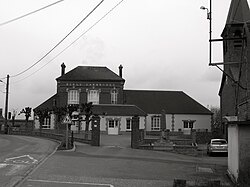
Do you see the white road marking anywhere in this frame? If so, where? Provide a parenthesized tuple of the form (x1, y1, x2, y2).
(0, 163, 8, 168)
(27, 179, 114, 187)
(4, 155, 38, 164)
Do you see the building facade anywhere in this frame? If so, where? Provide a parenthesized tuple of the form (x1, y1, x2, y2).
(34, 64, 212, 135)
(219, 0, 250, 184)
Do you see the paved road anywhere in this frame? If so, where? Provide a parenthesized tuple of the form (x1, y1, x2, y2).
(19, 137, 231, 187)
(0, 134, 58, 187)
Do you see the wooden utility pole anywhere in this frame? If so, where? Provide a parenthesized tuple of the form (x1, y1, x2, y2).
(4, 75, 9, 134)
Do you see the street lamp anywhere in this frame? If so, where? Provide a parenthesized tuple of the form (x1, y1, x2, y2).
(200, 3, 212, 65)
(200, 6, 211, 20)
(0, 75, 9, 134)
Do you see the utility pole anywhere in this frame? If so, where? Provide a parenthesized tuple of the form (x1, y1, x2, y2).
(209, 0, 212, 66)
(4, 75, 9, 134)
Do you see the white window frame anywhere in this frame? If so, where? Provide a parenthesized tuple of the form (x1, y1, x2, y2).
(151, 116, 161, 131)
(183, 120, 195, 129)
(68, 90, 80, 105)
(42, 117, 51, 129)
(108, 119, 119, 128)
(88, 90, 99, 104)
(111, 89, 118, 104)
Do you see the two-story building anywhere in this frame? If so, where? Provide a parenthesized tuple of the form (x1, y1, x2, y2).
(34, 63, 212, 135)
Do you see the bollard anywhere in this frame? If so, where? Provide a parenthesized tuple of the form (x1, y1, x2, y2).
(173, 179, 186, 187)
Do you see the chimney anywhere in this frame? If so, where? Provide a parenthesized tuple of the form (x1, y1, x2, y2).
(119, 64, 123, 78)
(61, 63, 66, 76)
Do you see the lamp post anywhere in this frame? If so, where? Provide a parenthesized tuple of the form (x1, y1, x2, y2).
(200, 0, 212, 65)
(0, 75, 10, 134)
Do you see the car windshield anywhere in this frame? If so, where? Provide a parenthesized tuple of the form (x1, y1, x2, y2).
(211, 140, 227, 145)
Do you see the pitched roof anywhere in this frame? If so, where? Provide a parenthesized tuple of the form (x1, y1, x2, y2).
(92, 104, 146, 116)
(124, 90, 212, 115)
(226, 0, 250, 24)
(56, 66, 125, 82)
(34, 94, 57, 112)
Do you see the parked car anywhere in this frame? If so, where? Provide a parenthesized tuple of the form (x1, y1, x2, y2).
(207, 139, 228, 156)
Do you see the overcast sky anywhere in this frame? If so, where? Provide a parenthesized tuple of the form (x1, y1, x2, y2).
(0, 0, 243, 118)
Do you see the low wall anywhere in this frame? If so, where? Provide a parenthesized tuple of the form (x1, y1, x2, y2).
(9, 129, 92, 145)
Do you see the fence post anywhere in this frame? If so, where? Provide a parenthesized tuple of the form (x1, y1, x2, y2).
(91, 115, 100, 146)
(71, 130, 74, 147)
(131, 116, 140, 149)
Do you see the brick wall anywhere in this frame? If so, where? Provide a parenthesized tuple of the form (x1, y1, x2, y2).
(57, 81, 124, 106)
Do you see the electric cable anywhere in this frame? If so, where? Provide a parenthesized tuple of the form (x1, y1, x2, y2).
(10, 0, 105, 78)
(0, 0, 66, 27)
(12, 0, 124, 84)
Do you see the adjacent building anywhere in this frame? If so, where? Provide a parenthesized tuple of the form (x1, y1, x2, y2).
(218, 0, 250, 184)
(34, 64, 212, 135)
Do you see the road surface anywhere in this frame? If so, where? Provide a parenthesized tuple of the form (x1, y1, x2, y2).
(0, 134, 58, 187)
(20, 142, 230, 187)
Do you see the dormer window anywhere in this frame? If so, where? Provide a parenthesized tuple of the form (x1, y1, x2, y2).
(88, 90, 99, 104)
(68, 90, 79, 105)
(111, 89, 118, 104)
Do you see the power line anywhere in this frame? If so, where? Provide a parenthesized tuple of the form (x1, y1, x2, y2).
(0, 0, 66, 27)
(13, 0, 125, 84)
(11, 0, 105, 78)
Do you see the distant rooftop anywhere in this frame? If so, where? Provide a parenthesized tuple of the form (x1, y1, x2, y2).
(124, 90, 212, 115)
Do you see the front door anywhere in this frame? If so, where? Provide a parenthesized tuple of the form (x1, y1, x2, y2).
(183, 120, 195, 135)
(108, 119, 119, 135)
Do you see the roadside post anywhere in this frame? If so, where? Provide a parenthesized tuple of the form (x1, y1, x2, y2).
(91, 115, 100, 146)
(62, 114, 72, 149)
(131, 116, 140, 149)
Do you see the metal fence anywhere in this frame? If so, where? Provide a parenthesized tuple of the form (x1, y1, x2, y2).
(9, 128, 92, 145)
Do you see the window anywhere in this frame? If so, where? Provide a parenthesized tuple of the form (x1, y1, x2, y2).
(111, 89, 118, 104)
(108, 119, 119, 128)
(126, 118, 132, 131)
(183, 121, 189, 128)
(183, 120, 195, 129)
(151, 116, 160, 131)
(189, 121, 194, 129)
(88, 90, 99, 104)
(68, 90, 79, 105)
(42, 117, 51, 129)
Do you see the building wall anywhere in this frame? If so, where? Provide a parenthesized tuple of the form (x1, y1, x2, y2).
(228, 124, 239, 182)
(220, 80, 237, 118)
(221, 24, 250, 121)
(70, 115, 145, 133)
(57, 81, 124, 107)
(238, 124, 250, 184)
(145, 114, 211, 132)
